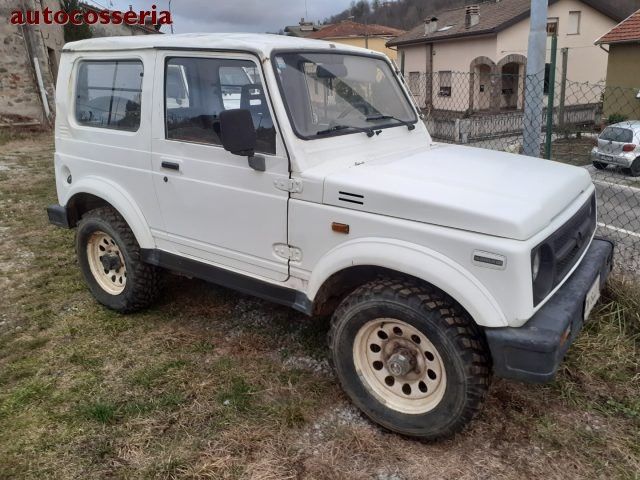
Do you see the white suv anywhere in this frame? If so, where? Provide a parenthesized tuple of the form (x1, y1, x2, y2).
(47, 34, 613, 440)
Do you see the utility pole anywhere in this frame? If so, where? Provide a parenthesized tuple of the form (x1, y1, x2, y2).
(522, 0, 549, 157)
(365, 17, 369, 49)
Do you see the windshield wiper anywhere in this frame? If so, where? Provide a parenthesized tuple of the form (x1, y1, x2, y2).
(365, 114, 416, 131)
(315, 124, 377, 138)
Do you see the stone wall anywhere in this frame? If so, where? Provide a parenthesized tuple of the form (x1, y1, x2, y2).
(0, 0, 57, 125)
(0, 0, 159, 126)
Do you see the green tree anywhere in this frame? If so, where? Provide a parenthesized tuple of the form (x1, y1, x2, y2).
(61, 0, 92, 42)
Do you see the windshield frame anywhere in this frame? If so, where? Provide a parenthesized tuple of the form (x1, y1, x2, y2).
(270, 49, 419, 141)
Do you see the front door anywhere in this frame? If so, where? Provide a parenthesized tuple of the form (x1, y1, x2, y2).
(151, 51, 290, 282)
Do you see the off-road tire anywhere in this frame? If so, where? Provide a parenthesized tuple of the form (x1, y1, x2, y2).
(328, 278, 491, 440)
(76, 207, 161, 313)
(627, 157, 640, 177)
(592, 161, 607, 170)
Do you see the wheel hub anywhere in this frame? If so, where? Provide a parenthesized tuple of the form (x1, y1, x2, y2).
(100, 253, 122, 272)
(86, 231, 127, 295)
(352, 318, 447, 415)
(387, 349, 415, 377)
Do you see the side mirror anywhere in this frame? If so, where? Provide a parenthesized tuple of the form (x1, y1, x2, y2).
(219, 109, 257, 156)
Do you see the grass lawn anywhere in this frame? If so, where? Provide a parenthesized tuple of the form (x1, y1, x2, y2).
(0, 133, 638, 479)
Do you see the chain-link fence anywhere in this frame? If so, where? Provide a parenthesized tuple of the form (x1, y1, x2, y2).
(403, 71, 640, 276)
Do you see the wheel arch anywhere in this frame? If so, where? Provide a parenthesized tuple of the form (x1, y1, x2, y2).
(307, 238, 508, 328)
(63, 177, 155, 249)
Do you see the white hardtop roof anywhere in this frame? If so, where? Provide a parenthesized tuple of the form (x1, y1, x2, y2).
(62, 32, 383, 58)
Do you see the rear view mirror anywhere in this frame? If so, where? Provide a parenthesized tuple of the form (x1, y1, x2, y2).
(219, 109, 256, 156)
(316, 64, 348, 79)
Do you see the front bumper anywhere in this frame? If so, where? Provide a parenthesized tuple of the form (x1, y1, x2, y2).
(485, 238, 614, 383)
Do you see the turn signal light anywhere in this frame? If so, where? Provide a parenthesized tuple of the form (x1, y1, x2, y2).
(332, 222, 350, 234)
(622, 144, 636, 152)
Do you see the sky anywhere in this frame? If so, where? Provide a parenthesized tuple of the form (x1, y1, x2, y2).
(101, 0, 354, 33)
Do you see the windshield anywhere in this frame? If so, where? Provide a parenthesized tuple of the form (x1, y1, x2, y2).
(273, 52, 417, 139)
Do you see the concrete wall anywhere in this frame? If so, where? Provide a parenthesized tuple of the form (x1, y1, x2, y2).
(431, 36, 496, 111)
(603, 44, 640, 119)
(402, 44, 428, 74)
(0, 0, 58, 124)
(497, 0, 616, 83)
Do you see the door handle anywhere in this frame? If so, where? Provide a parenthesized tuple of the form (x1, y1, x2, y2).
(161, 161, 180, 171)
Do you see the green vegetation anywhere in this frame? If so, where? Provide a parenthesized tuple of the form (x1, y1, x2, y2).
(608, 113, 629, 125)
(61, 0, 93, 42)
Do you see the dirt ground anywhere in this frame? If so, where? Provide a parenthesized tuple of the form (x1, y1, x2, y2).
(0, 133, 638, 479)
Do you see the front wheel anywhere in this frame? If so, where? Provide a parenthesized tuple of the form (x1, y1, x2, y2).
(76, 207, 162, 313)
(329, 279, 491, 440)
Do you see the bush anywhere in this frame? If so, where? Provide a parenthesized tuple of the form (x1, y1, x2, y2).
(607, 113, 628, 125)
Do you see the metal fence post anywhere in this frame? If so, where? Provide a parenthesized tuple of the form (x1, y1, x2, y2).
(544, 34, 558, 159)
(522, 0, 549, 157)
(558, 47, 568, 132)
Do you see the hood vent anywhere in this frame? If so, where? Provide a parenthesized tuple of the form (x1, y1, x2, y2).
(339, 191, 364, 205)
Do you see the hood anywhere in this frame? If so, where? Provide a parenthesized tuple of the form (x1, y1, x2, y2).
(323, 144, 592, 240)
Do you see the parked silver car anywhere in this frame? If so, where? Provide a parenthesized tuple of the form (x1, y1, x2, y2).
(591, 121, 640, 176)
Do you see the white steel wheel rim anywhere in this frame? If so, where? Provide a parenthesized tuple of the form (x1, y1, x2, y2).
(353, 318, 447, 415)
(86, 231, 127, 295)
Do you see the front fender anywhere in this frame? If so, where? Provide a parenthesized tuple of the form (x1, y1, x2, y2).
(63, 176, 155, 249)
(306, 237, 508, 328)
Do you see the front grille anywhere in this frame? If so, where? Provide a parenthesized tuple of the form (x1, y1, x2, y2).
(552, 194, 597, 280)
(533, 193, 596, 306)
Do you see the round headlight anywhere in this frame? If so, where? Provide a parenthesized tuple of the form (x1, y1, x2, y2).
(532, 250, 541, 281)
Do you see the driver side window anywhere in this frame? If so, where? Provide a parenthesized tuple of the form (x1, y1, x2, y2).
(165, 57, 276, 155)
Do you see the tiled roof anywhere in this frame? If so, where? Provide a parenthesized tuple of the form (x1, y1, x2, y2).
(308, 20, 405, 39)
(596, 9, 640, 44)
(284, 24, 325, 38)
(388, 0, 627, 47)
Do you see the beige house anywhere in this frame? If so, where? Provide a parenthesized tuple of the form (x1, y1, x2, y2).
(596, 9, 640, 119)
(308, 20, 404, 61)
(388, 0, 625, 113)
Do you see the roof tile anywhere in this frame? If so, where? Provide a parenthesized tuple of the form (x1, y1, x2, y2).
(308, 20, 405, 39)
(597, 9, 640, 44)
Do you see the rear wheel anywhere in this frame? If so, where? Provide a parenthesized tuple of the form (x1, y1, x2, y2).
(76, 207, 162, 313)
(592, 161, 607, 170)
(329, 278, 491, 440)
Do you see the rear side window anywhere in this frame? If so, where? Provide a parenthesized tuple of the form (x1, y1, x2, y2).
(75, 60, 143, 132)
(165, 57, 276, 155)
(600, 127, 633, 143)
